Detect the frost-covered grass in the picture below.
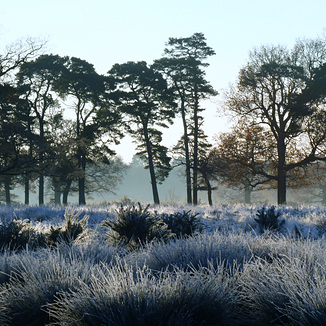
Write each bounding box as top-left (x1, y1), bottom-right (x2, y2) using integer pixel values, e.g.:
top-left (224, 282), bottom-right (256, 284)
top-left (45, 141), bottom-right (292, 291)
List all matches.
top-left (1, 203), bottom-right (326, 325)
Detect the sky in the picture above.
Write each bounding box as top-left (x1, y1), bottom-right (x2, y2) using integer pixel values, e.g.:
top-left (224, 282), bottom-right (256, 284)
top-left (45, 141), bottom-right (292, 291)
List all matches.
top-left (1, 0), bottom-right (326, 163)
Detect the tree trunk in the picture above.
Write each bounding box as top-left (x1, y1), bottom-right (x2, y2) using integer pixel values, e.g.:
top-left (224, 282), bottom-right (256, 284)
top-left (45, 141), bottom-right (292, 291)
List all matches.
top-left (25, 131), bottom-right (34, 206)
top-left (192, 84), bottom-right (199, 205)
top-left (180, 98), bottom-right (192, 204)
top-left (63, 179), bottom-right (72, 205)
top-left (38, 121), bottom-right (45, 206)
top-left (321, 184), bottom-right (326, 205)
top-left (277, 138), bottom-right (287, 205)
top-left (76, 103), bottom-right (86, 205)
top-left (78, 151), bottom-right (86, 205)
top-left (144, 125), bottom-right (160, 205)
top-left (53, 178), bottom-right (61, 205)
top-left (24, 175), bottom-right (30, 205)
top-left (4, 175), bottom-right (11, 205)
top-left (39, 175), bottom-right (44, 205)
top-left (207, 179), bottom-right (213, 206)
top-left (78, 178), bottom-right (86, 205)
top-left (244, 180), bottom-right (252, 204)
top-left (54, 190), bottom-right (61, 205)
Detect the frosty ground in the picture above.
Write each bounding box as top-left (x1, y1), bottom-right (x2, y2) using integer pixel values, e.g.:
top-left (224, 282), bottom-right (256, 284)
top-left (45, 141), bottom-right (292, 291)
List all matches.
top-left (0, 203), bottom-right (325, 325)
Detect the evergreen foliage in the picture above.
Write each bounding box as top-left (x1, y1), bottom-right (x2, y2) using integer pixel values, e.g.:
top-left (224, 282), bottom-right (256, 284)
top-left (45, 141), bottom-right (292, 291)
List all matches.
top-left (159, 210), bottom-right (203, 237)
top-left (103, 203), bottom-right (172, 250)
top-left (255, 206), bottom-right (285, 233)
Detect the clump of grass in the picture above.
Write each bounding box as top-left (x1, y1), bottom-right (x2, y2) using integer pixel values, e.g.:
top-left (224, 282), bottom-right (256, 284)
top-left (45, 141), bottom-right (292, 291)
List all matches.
top-left (159, 210), bottom-right (203, 237)
top-left (0, 218), bottom-right (46, 252)
top-left (48, 209), bottom-right (90, 246)
top-left (255, 206), bottom-right (285, 233)
top-left (0, 249), bottom-right (98, 326)
top-left (103, 203), bottom-right (173, 250)
top-left (47, 261), bottom-right (238, 326)
top-left (237, 250), bottom-right (326, 325)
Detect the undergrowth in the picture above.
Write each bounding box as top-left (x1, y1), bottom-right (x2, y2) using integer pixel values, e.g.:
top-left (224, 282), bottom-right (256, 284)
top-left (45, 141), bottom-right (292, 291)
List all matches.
top-left (0, 204), bottom-right (326, 325)
top-left (103, 203), bottom-right (173, 250)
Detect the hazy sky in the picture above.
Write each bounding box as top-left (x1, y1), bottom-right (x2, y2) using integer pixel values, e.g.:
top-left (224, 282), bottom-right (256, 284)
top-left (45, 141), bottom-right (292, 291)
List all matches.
top-left (1, 0), bottom-right (326, 162)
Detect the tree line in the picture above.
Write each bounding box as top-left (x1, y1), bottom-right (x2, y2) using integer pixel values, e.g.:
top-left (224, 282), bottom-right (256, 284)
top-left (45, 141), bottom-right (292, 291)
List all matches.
top-left (0, 33), bottom-right (216, 205)
top-left (2, 33), bottom-right (326, 206)
top-left (211, 37), bottom-right (326, 205)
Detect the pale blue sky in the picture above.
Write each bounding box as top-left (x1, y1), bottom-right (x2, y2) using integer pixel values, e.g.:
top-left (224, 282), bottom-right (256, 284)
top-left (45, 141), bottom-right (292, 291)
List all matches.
top-left (1, 0), bottom-right (326, 162)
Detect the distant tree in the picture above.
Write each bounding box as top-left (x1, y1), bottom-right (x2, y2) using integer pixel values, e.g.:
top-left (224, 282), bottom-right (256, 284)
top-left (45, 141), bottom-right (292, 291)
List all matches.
top-left (173, 126), bottom-right (214, 204)
top-left (212, 120), bottom-right (276, 203)
top-left (0, 174), bottom-right (20, 205)
top-left (0, 38), bottom-right (44, 197)
top-left (17, 54), bottom-right (67, 205)
top-left (108, 61), bottom-right (176, 205)
top-left (83, 157), bottom-right (128, 200)
top-left (0, 83), bottom-right (34, 170)
top-left (0, 175), bottom-right (12, 205)
top-left (314, 162), bottom-right (326, 204)
top-left (55, 57), bottom-right (122, 205)
top-left (45, 118), bottom-right (78, 205)
top-left (153, 57), bottom-right (193, 203)
top-left (197, 151), bottom-right (220, 206)
top-left (154, 32), bottom-right (217, 204)
top-left (224, 38), bottom-right (326, 204)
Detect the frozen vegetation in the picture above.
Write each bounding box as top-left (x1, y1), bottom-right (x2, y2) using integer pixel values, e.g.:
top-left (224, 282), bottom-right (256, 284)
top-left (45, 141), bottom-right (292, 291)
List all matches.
top-left (0, 203), bottom-right (326, 325)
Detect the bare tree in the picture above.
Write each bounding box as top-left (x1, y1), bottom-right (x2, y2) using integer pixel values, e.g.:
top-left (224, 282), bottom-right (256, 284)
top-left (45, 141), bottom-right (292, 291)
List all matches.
top-left (0, 38), bottom-right (45, 79)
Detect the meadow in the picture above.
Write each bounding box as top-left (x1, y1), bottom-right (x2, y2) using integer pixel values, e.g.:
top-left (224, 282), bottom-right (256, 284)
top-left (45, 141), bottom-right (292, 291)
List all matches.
top-left (0, 203), bottom-right (326, 325)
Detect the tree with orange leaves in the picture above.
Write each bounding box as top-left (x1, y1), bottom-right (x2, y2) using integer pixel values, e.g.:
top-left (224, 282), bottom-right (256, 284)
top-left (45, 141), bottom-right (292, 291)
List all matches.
top-left (224, 38), bottom-right (326, 204)
top-left (211, 120), bottom-right (275, 203)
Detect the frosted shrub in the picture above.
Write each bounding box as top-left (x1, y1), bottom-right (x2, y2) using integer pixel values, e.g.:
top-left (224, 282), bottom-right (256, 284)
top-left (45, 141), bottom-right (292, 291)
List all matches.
top-left (103, 203), bottom-right (172, 250)
top-left (158, 210), bottom-right (203, 237)
top-left (126, 231), bottom-right (293, 272)
top-left (237, 242), bottom-right (326, 325)
top-left (3, 203), bottom-right (326, 324)
top-left (47, 261), bottom-right (238, 326)
top-left (255, 206), bottom-right (285, 233)
top-left (238, 257), bottom-right (292, 324)
top-left (57, 240), bottom-right (125, 266)
top-left (48, 209), bottom-right (90, 246)
top-left (0, 249), bottom-right (97, 326)
top-left (0, 218), bottom-right (46, 251)
top-left (13, 206), bottom-right (66, 223)
top-left (0, 250), bottom-right (40, 285)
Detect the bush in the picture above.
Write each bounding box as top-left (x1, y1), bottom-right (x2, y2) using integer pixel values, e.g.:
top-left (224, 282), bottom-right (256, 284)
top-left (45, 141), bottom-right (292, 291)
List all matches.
top-left (0, 219), bottom-right (46, 252)
top-left (103, 203), bottom-right (172, 250)
top-left (126, 231), bottom-right (293, 273)
top-left (237, 250), bottom-right (326, 325)
top-left (159, 210), bottom-right (203, 237)
top-left (47, 209), bottom-right (90, 246)
top-left (0, 248), bottom-right (97, 326)
top-left (47, 262), bottom-right (238, 326)
top-left (255, 206), bottom-right (285, 233)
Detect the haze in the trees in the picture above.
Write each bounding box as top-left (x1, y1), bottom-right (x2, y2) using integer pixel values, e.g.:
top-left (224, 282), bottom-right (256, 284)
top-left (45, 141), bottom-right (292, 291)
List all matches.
top-left (4, 34), bottom-right (326, 205)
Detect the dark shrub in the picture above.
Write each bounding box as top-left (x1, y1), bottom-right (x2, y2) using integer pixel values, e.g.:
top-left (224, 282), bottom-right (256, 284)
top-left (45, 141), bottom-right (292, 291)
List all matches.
top-left (103, 203), bottom-right (172, 250)
top-left (255, 206), bottom-right (285, 233)
top-left (0, 219), bottom-right (46, 251)
top-left (159, 210), bottom-right (203, 237)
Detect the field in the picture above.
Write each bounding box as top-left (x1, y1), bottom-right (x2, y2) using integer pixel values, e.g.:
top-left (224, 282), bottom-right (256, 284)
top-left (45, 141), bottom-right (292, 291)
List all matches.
top-left (0, 203), bottom-right (326, 325)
